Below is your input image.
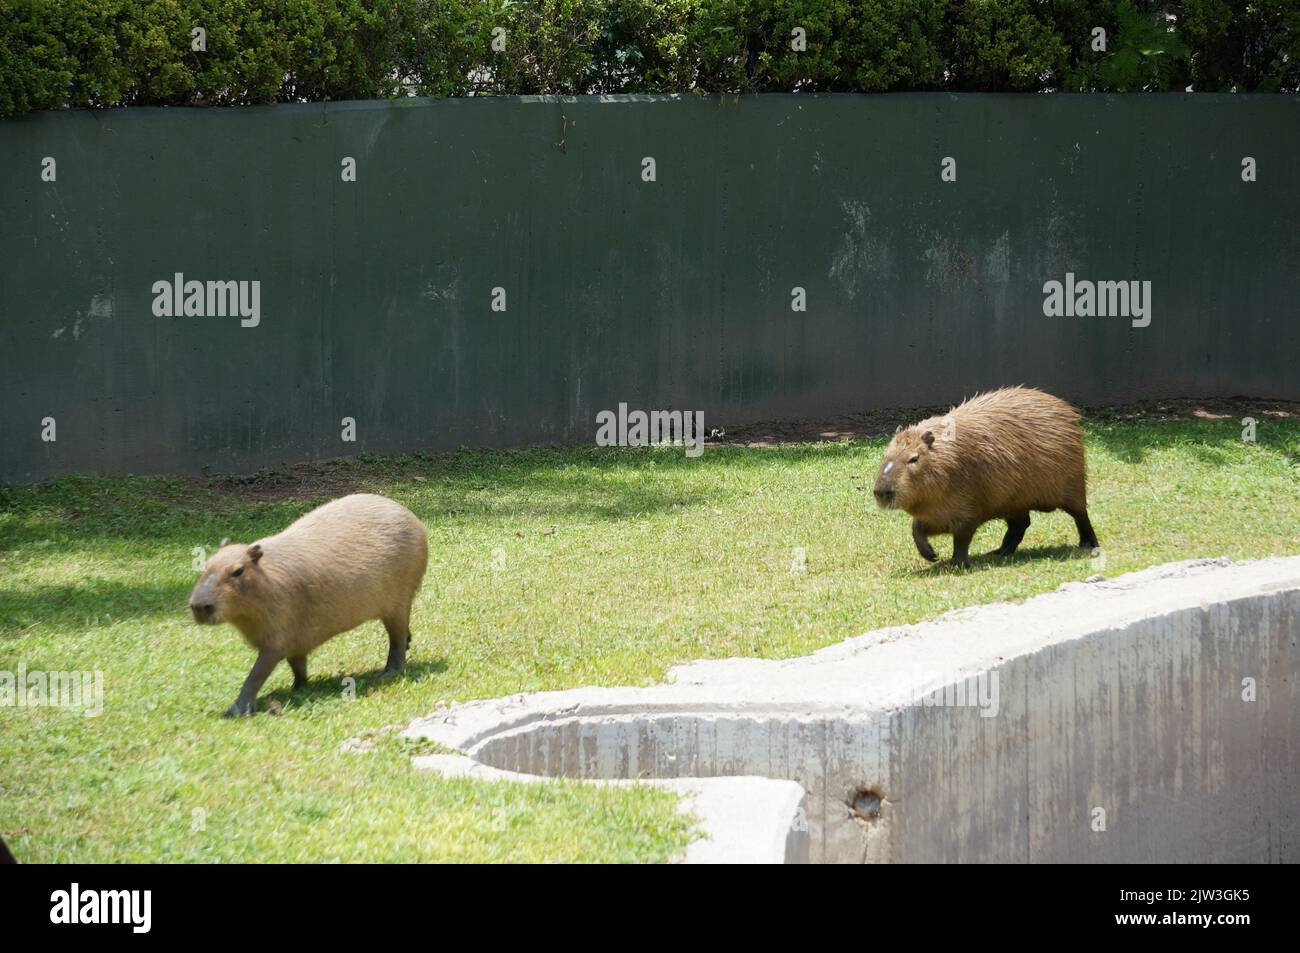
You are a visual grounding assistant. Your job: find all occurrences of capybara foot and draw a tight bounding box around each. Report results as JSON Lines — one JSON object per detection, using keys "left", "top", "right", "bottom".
{"left": 224, "top": 698, "right": 257, "bottom": 717}
{"left": 994, "top": 514, "right": 1030, "bottom": 557}
{"left": 911, "top": 521, "right": 937, "bottom": 561}
{"left": 949, "top": 529, "right": 976, "bottom": 568}
{"left": 383, "top": 631, "right": 409, "bottom": 675}
{"left": 1069, "top": 510, "right": 1099, "bottom": 549}
{"left": 992, "top": 538, "right": 1020, "bottom": 556}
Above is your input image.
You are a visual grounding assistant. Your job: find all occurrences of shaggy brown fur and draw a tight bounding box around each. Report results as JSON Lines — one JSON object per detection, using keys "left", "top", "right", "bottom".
{"left": 189, "top": 493, "right": 428, "bottom": 716}
{"left": 873, "top": 386, "right": 1099, "bottom": 567}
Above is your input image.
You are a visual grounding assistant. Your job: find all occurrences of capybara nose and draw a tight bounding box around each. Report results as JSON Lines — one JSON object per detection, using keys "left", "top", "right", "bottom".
{"left": 191, "top": 602, "right": 214, "bottom": 621}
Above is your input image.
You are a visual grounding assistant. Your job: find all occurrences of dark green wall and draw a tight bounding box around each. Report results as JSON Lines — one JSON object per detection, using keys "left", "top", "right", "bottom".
{"left": 2, "top": 94, "right": 1297, "bottom": 481}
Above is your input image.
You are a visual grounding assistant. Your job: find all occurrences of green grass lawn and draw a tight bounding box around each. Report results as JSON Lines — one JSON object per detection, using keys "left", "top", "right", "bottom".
{"left": 2, "top": 410, "right": 1298, "bottom": 862}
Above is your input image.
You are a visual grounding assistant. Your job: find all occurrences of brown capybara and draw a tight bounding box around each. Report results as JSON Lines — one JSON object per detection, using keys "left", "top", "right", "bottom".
{"left": 189, "top": 493, "right": 428, "bottom": 716}
{"left": 873, "top": 386, "right": 1099, "bottom": 567}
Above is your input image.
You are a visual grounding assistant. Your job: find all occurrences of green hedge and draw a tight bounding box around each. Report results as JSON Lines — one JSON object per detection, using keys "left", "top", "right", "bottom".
{"left": 2, "top": 0, "right": 1296, "bottom": 116}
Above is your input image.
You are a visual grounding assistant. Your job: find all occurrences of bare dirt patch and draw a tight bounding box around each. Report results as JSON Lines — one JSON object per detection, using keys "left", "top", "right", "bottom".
{"left": 713, "top": 396, "right": 1299, "bottom": 447}
{"left": 176, "top": 456, "right": 441, "bottom": 506}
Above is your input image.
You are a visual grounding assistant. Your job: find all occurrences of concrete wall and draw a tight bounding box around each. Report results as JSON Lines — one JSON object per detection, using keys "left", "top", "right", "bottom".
{"left": 405, "top": 557, "right": 1300, "bottom": 863}
{"left": 3, "top": 95, "right": 1299, "bottom": 481}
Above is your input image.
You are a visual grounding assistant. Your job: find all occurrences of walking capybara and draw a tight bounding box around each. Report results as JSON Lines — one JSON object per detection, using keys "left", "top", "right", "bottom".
{"left": 189, "top": 493, "right": 429, "bottom": 716}
{"left": 873, "top": 386, "right": 1099, "bottom": 567}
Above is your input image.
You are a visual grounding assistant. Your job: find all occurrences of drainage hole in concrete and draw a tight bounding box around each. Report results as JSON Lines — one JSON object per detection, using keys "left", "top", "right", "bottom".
{"left": 849, "top": 786, "right": 884, "bottom": 822}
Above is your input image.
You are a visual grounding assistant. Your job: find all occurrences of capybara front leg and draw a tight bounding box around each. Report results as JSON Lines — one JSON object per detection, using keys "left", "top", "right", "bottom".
{"left": 382, "top": 617, "right": 409, "bottom": 675}
{"left": 288, "top": 655, "right": 308, "bottom": 690}
{"left": 912, "top": 519, "right": 937, "bottom": 562}
{"left": 1067, "top": 506, "right": 1099, "bottom": 549}
{"left": 226, "top": 649, "right": 282, "bottom": 717}
{"left": 950, "top": 524, "right": 977, "bottom": 568}
{"left": 994, "top": 512, "right": 1030, "bottom": 557}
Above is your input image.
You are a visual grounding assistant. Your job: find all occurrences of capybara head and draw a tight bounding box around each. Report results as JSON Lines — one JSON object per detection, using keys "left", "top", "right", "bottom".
{"left": 873, "top": 424, "right": 942, "bottom": 510}
{"left": 189, "top": 539, "right": 264, "bottom": 625}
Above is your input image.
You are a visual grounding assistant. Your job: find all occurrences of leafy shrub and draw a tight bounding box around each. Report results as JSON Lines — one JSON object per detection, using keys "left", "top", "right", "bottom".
{"left": 0, "top": 0, "right": 1294, "bottom": 116}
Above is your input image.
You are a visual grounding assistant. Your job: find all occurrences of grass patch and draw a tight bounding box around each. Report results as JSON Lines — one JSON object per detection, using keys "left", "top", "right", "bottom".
{"left": 2, "top": 411, "right": 1298, "bottom": 861}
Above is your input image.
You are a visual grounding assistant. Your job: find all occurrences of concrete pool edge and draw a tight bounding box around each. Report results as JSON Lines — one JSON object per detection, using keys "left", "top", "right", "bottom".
{"left": 403, "top": 556, "right": 1300, "bottom": 863}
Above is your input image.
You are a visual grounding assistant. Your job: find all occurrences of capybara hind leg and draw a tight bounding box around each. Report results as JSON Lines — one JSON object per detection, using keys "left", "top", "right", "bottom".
{"left": 994, "top": 512, "right": 1031, "bottom": 557}
{"left": 288, "top": 655, "right": 308, "bottom": 690}
{"left": 1067, "top": 507, "right": 1099, "bottom": 549}
{"left": 950, "top": 524, "right": 978, "bottom": 568}
{"left": 382, "top": 616, "right": 409, "bottom": 675}
{"left": 226, "top": 649, "right": 282, "bottom": 717}
{"left": 912, "top": 519, "right": 937, "bottom": 562}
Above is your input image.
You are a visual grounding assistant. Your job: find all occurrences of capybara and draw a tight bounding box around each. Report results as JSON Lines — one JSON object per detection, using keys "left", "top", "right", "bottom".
{"left": 873, "top": 386, "right": 1098, "bottom": 567}
{"left": 189, "top": 493, "right": 428, "bottom": 716}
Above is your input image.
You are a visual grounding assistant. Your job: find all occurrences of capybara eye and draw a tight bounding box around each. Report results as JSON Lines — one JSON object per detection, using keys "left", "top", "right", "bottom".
{"left": 908, "top": 455, "right": 919, "bottom": 464}
{"left": 231, "top": 567, "right": 244, "bottom": 578}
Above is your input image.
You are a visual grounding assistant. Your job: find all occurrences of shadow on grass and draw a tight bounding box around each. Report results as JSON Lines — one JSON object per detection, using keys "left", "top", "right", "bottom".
{"left": 0, "top": 444, "right": 867, "bottom": 555}
{"left": 972, "top": 543, "right": 1094, "bottom": 568}
{"left": 1084, "top": 416, "right": 1300, "bottom": 466}
{"left": 898, "top": 543, "right": 1093, "bottom": 577}
{"left": 2, "top": 413, "right": 1296, "bottom": 569}
{"left": 253, "top": 657, "right": 449, "bottom": 714}
{"left": 0, "top": 577, "right": 190, "bottom": 636}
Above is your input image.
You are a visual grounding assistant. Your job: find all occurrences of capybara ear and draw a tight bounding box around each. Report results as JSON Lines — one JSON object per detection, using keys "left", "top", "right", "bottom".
{"left": 248, "top": 543, "right": 263, "bottom": 563}
{"left": 895, "top": 424, "right": 904, "bottom": 434}
{"left": 922, "top": 430, "right": 935, "bottom": 446}
{"left": 220, "top": 537, "right": 231, "bottom": 547}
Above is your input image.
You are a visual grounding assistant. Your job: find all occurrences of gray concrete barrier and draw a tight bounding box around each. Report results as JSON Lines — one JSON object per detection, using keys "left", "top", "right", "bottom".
{"left": 3, "top": 94, "right": 1299, "bottom": 481}
{"left": 403, "top": 556, "right": 1300, "bottom": 863}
